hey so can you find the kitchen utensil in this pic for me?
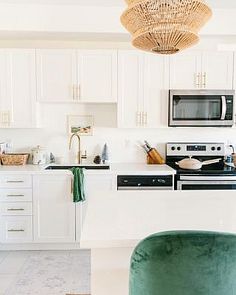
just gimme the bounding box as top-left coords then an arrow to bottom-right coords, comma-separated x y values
175,157 -> 221,170
32,145 -> 47,165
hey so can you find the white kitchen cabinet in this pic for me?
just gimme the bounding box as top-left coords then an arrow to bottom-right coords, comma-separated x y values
0,49 -> 38,128
201,52 -> 234,90
77,174 -> 114,242
33,174 -> 76,243
118,50 -> 166,128
0,173 -> 33,243
169,51 -> 200,89
118,50 -> 144,128
143,54 -> 167,128
170,51 -> 234,90
36,49 -> 117,103
36,49 -> 77,102
78,50 -> 117,103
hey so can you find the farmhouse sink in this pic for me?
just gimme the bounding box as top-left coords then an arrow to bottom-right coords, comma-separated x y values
45,164 -> 110,170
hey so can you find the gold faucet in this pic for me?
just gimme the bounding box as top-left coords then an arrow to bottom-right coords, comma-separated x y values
69,133 -> 81,164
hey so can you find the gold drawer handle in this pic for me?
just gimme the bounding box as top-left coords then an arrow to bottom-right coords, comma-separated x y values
7,194 -> 24,197
6,181 -> 24,183
7,208 -> 25,211
8,229 -> 25,232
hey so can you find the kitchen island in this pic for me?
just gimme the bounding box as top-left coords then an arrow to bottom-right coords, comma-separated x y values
80,190 -> 236,295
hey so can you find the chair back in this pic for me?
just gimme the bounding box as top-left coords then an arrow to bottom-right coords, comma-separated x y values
130,231 -> 236,295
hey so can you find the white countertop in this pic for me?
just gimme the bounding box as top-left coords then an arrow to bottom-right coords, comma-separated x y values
0,163 -> 176,175
80,190 -> 236,248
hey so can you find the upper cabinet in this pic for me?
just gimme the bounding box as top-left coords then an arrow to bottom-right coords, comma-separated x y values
36,49 -> 77,103
118,50 -> 144,128
169,52 -> 200,89
201,52 -> 234,90
36,49 -> 117,103
118,50 -> 167,128
0,49 -> 38,128
170,51 -> 234,90
78,50 -> 117,103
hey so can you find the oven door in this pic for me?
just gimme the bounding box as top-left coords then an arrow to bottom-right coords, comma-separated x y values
169,90 -> 234,127
177,180 -> 236,190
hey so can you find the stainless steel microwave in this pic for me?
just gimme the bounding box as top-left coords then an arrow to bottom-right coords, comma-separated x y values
169,90 -> 235,127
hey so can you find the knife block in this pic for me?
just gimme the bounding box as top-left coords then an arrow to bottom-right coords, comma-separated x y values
146,149 -> 165,165
147,154 -> 165,165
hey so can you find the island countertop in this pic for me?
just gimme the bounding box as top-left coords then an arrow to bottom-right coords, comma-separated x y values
80,190 -> 236,248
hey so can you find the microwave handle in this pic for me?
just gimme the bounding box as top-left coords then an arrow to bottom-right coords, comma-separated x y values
221,96 -> 227,120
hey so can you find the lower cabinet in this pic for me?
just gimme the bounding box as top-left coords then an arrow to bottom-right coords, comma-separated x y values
0,176 -> 33,243
0,216 -> 33,243
33,174 -> 76,243
76,174 -> 114,241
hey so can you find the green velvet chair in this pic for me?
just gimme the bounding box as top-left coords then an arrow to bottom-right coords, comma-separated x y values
130,231 -> 236,295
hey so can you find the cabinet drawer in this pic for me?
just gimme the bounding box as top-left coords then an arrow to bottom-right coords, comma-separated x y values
0,189 -> 32,202
0,202 -> 32,216
0,175 -> 32,188
0,216 -> 32,243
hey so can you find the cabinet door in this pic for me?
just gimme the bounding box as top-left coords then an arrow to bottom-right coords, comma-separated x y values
6,49 -> 38,128
0,50 -> 12,127
78,50 -> 117,102
36,49 -> 77,102
118,50 -> 144,128
170,51 -> 200,89
143,53 -> 167,128
201,52 -> 234,89
33,175 -> 75,243
77,174 -> 114,242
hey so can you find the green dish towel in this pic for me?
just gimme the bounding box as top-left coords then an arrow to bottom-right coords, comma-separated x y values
70,167 -> 85,203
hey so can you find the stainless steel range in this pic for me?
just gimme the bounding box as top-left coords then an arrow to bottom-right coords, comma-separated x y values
166,142 -> 236,190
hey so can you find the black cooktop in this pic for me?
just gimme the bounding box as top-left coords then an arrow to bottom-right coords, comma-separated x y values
169,165 -> 236,175
166,157 -> 236,176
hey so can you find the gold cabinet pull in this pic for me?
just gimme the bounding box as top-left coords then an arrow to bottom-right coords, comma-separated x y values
6,180 -> 24,183
7,208 -> 25,211
136,112 -> 141,126
202,72 -> 207,88
7,194 -> 24,197
0,111 -> 11,127
141,112 -> 146,127
195,73 -> 201,88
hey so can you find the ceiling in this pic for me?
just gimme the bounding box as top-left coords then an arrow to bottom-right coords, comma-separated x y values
0,0 -> 235,8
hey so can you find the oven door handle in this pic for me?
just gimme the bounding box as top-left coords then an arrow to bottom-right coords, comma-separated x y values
221,96 -> 227,120
177,180 -> 236,190
179,176 -> 236,181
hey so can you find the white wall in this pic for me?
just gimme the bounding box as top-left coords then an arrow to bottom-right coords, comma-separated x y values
0,3 -> 234,38
0,39 -> 236,164
1,104 -> 236,164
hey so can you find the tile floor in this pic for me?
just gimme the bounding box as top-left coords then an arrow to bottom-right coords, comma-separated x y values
0,250 -> 90,295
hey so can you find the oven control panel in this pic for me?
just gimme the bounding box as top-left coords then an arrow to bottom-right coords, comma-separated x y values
167,143 -> 225,156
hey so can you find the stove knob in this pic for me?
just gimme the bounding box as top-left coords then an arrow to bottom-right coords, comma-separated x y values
217,147 -> 221,151
177,147 -> 181,151
171,146 -> 176,151
211,146 -> 216,151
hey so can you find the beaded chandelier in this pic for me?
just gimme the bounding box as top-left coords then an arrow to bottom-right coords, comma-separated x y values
121,0 -> 212,54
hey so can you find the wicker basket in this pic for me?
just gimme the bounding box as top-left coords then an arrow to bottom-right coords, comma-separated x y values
1,153 -> 29,166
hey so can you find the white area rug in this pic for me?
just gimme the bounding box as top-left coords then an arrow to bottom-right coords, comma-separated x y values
5,250 -> 90,295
